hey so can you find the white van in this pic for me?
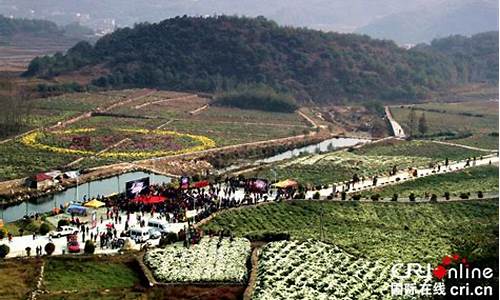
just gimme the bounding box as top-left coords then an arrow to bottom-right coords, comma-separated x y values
147,219 -> 170,234
130,227 -> 150,243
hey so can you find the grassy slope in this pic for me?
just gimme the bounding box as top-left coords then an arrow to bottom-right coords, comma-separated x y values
0,259 -> 41,300
43,258 -> 140,292
360,165 -> 499,198
390,101 -> 499,149
202,200 -> 498,264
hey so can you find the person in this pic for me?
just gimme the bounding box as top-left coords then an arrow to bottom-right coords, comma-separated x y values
33,232 -> 36,240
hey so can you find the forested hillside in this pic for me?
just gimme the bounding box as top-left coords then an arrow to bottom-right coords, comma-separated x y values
413,31 -> 499,84
0,15 -> 93,41
23,16 -> 495,103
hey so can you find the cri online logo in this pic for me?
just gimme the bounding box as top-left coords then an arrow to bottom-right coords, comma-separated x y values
432,253 -> 468,280
392,253 -> 493,281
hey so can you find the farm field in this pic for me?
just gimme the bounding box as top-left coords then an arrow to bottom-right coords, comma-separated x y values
390,100 -> 499,149
145,237 -> 251,283
0,89 -> 316,181
12,90 -> 136,134
0,141 -> 79,180
43,257 -> 140,293
245,139 -> 485,186
360,165 -> 499,199
253,240 -> 412,300
202,200 -> 498,264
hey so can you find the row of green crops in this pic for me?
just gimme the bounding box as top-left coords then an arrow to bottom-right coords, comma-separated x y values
202,200 -> 498,264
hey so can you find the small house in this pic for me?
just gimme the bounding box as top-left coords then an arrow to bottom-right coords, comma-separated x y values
27,173 -> 55,190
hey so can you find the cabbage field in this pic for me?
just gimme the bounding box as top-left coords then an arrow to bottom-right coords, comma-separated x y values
145,237 -> 251,283
252,240 -> 426,300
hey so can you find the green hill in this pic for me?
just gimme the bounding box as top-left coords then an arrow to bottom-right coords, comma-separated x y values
413,31 -> 499,84
23,16 -> 494,103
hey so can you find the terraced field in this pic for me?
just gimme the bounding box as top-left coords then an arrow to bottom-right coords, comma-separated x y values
390,100 -> 498,149
202,200 -> 499,264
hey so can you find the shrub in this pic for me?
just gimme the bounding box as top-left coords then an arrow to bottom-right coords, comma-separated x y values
391,194 -> 398,201
313,192 -> 320,200
84,240 -> 95,254
409,193 -> 416,202
0,244 -> 9,258
45,242 -> 55,255
444,191 -> 450,200
430,194 -> 438,202
352,194 -> 361,201
57,219 -> 69,228
39,223 -> 50,235
0,228 -> 6,240
477,191 -> 483,198
244,231 -> 290,242
370,194 -> 380,201
459,193 -> 469,199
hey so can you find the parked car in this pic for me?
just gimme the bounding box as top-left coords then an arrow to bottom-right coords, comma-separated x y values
148,228 -> 162,239
67,240 -> 80,253
49,226 -> 79,238
147,219 -> 171,234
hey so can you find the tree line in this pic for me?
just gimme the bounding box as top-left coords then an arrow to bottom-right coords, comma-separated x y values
213,84 -> 298,113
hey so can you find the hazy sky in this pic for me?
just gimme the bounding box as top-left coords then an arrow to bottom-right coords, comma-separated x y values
0,0 -> 497,43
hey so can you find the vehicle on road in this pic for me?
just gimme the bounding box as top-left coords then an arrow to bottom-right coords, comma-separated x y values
49,226 -> 79,238
130,227 -> 150,243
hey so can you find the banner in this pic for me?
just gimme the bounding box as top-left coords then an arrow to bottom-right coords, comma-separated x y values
125,177 -> 150,198
246,178 -> 269,193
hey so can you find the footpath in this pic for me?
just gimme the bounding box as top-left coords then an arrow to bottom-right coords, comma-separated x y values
305,154 -> 499,199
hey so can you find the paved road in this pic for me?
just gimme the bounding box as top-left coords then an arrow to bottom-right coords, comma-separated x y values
306,154 -> 498,199
385,106 -> 406,138
428,139 -> 497,153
